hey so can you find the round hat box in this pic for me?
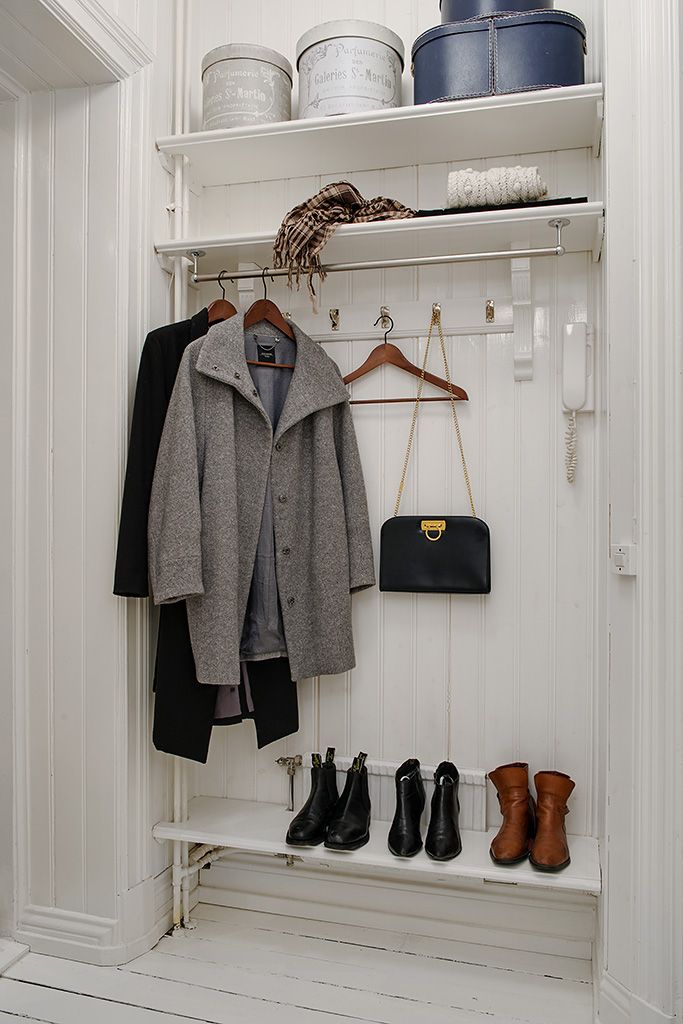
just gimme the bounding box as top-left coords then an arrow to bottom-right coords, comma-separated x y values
201,44 -> 293,131
296,20 -> 405,118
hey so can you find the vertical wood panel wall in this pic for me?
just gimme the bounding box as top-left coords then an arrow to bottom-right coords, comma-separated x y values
9,0 -> 178,957
186,0 -> 602,839
0,99 -> 17,934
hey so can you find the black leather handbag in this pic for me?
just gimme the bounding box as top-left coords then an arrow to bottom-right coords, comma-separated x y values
379,305 -> 491,595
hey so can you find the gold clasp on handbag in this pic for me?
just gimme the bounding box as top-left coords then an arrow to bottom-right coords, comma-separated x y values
421,519 -> 446,542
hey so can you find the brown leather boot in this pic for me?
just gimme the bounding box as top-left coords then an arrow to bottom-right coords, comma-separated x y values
529,771 -> 575,872
488,762 -> 536,865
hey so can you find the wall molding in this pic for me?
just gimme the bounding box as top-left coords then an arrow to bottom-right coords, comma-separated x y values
10,92 -> 32,941
599,973 -> 676,1024
13,871 -> 182,967
35,0 -> 153,82
602,0 -> 683,1018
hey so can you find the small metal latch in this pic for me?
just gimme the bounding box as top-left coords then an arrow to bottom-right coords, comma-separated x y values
329,308 -> 340,331
421,519 -> 446,542
486,299 -> 495,323
276,754 -> 303,811
275,853 -> 303,867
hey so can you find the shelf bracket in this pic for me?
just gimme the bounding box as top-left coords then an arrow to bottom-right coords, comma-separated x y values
157,147 -> 176,177
156,250 -> 175,276
593,98 -> 604,158
593,215 -> 605,263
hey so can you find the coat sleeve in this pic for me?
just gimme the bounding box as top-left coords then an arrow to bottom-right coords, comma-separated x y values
113,334 -> 167,597
333,400 -> 376,593
148,348 -> 205,605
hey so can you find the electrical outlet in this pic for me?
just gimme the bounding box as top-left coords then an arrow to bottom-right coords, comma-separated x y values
611,544 -> 637,576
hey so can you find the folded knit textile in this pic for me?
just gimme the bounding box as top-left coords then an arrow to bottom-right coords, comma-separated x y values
273,181 -> 416,306
447,166 -> 548,210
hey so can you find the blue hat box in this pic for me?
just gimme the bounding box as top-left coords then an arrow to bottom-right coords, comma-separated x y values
440,0 -> 554,21
412,12 -> 587,104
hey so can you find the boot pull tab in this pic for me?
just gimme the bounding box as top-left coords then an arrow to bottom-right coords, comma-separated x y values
311,753 -> 322,768
352,751 -> 368,772
325,747 -> 336,764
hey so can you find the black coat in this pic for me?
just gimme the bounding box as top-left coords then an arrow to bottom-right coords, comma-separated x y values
114,309 -> 298,762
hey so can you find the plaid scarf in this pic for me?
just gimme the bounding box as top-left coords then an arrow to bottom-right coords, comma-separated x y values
273,181 -> 415,306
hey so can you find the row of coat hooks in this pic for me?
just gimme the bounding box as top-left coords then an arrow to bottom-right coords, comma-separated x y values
206,266 -> 468,405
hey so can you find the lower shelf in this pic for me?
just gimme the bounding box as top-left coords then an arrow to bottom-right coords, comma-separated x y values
154,797 -> 601,896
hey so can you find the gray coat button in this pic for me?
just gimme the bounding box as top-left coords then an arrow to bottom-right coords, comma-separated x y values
278,493 -> 287,503
287,596 -> 296,607
282,547 -> 291,556
275,442 -> 283,451
234,371 -> 241,379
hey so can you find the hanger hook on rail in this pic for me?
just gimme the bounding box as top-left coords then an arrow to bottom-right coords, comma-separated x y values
374,313 -> 395,345
217,269 -> 228,300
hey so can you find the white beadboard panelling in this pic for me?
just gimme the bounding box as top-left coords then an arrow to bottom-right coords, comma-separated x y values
198,245 -> 597,839
50,85 -> 90,914
25,89 -> 56,913
10,0 -> 178,963
0,100 -> 16,934
189,36 -> 593,827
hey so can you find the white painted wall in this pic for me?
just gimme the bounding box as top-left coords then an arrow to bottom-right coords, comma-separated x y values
598,3 -> 683,1021
2,2 -> 681,1016
0,99 -> 17,936
185,0 -> 603,842
5,0 -> 178,962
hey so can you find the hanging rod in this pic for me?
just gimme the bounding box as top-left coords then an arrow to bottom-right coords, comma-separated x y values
187,218 -> 570,284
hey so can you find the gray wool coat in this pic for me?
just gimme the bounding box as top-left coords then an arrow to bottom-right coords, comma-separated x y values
148,316 -> 375,687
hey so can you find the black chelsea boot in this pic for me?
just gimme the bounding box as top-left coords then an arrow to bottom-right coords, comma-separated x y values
286,749 -> 338,847
425,761 -> 462,861
325,752 -> 371,851
388,758 -> 426,857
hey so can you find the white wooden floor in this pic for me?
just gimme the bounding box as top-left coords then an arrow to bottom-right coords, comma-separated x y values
0,905 -> 594,1024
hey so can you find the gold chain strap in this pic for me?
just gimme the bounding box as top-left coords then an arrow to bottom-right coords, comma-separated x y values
393,304 -> 476,518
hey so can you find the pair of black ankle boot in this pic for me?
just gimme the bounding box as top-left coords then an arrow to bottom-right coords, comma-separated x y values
286,751 -> 461,861
286,750 -> 371,851
389,758 -> 462,861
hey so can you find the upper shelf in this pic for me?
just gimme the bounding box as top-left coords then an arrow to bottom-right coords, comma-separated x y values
156,202 -> 605,274
157,83 -> 604,189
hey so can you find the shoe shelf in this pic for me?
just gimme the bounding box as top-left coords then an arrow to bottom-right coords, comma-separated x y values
157,84 -> 603,189
155,201 -> 605,276
153,796 -> 601,896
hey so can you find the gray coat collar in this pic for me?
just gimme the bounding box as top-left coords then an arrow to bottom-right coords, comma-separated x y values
195,316 -> 349,440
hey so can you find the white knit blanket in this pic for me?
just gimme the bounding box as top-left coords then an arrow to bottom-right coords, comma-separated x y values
447,166 -> 548,209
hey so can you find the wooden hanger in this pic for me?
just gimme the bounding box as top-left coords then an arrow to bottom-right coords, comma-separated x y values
244,267 -> 296,369
343,315 -> 468,404
208,271 -> 238,324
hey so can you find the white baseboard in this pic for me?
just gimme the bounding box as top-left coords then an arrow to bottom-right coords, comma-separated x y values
14,903 -> 168,967
0,939 -> 28,975
12,869 -> 199,966
197,850 -> 596,981
598,972 -> 675,1024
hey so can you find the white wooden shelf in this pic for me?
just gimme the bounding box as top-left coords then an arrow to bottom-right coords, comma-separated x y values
157,84 -> 604,188
156,202 -> 604,275
154,797 -> 601,896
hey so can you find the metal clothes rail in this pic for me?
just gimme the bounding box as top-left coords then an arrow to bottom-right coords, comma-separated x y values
187,217 -> 570,284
